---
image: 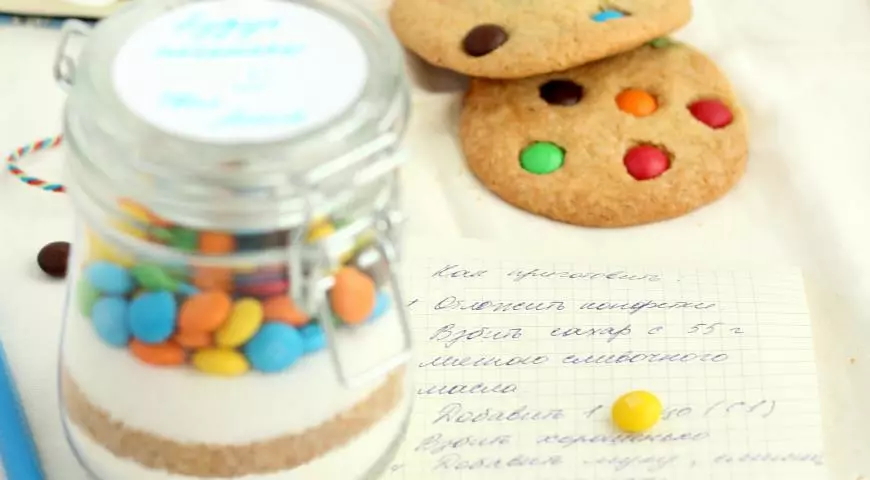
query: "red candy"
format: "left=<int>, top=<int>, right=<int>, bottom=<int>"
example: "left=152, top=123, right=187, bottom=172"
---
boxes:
left=688, top=99, right=733, bottom=129
left=624, top=146, right=670, bottom=180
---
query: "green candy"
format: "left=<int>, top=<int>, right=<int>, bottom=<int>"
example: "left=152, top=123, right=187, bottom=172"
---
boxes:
left=520, top=142, right=565, bottom=175
left=76, top=279, right=101, bottom=317
left=150, top=227, right=174, bottom=243
left=649, top=37, right=675, bottom=48
left=131, top=264, right=179, bottom=291
left=169, top=227, right=198, bottom=252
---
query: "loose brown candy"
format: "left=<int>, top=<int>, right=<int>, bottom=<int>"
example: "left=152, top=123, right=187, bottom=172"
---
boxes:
left=38, top=241, right=71, bottom=279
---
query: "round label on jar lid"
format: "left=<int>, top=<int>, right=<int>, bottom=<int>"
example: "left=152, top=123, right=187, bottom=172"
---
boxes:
left=112, top=0, right=369, bottom=144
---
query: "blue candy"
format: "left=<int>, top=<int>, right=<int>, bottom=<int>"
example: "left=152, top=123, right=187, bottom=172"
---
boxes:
left=91, top=297, right=131, bottom=347
left=176, top=283, right=200, bottom=296
left=299, top=324, right=326, bottom=354
left=243, top=323, right=304, bottom=373
left=128, top=291, right=177, bottom=344
left=592, top=9, right=626, bottom=22
left=85, top=261, right=134, bottom=296
left=366, top=292, right=391, bottom=323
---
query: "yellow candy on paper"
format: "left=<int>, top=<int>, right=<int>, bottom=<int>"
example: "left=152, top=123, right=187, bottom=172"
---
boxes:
left=192, top=349, right=250, bottom=376
left=611, top=390, right=662, bottom=433
left=86, top=229, right=135, bottom=267
left=215, top=298, right=264, bottom=348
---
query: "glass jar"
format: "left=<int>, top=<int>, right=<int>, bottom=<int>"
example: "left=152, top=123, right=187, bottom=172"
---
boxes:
left=53, top=1, right=413, bottom=479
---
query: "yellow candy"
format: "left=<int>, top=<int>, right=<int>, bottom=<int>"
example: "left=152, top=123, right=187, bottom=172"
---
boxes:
left=306, top=222, right=335, bottom=243
left=192, top=349, right=250, bottom=376
left=111, top=219, right=148, bottom=240
left=118, top=198, right=151, bottom=224
left=86, top=230, right=135, bottom=267
left=215, top=298, right=263, bottom=348
left=612, top=390, right=662, bottom=433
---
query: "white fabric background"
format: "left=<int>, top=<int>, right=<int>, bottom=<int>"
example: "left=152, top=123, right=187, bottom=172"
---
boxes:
left=0, top=0, right=869, bottom=477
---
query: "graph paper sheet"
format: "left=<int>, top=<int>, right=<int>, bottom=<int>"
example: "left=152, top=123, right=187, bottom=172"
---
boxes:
left=383, top=241, right=825, bottom=480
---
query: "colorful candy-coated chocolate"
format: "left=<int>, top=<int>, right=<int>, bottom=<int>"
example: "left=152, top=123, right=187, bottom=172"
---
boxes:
left=193, top=266, right=233, bottom=292
left=199, top=231, right=236, bottom=254
left=299, top=324, right=326, bottom=354
left=616, top=89, right=658, bottom=117
left=178, top=291, right=232, bottom=333
left=349, top=246, right=390, bottom=288
left=193, top=348, right=250, bottom=376
left=649, top=37, right=674, bottom=48
left=128, top=291, right=177, bottom=344
left=118, top=198, right=151, bottom=224
left=689, top=99, right=733, bottom=129
left=215, top=298, right=264, bottom=348
left=624, top=145, right=670, bottom=180
left=612, top=390, right=662, bottom=433
left=330, top=267, right=376, bottom=325
left=85, top=261, right=134, bottom=296
left=111, top=219, right=148, bottom=240
left=76, top=279, right=101, bottom=317
left=169, top=227, right=198, bottom=252
left=86, top=230, right=135, bottom=267
left=90, top=297, right=131, bottom=347
left=243, top=322, right=305, bottom=373
left=149, top=227, right=174, bottom=244
left=592, top=9, right=625, bottom=22
left=234, top=270, right=288, bottom=287
left=367, top=291, right=391, bottom=323
left=520, top=142, right=565, bottom=175
left=130, top=340, right=186, bottom=366
left=177, top=283, right=200, bottom=296
left=172, top=330, right=213, bottom=349
left=235, top=279, right=290, bottom=298
left=306, top=222, right=335, bottom=243
left=262, top=295, right=309, bottom=327
left=130, top=264, right=178, bottom=291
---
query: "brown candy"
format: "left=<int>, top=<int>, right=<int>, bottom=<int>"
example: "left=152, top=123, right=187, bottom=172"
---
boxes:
left=462, top=24, right=508, bottom=57
left=38, top=241, right=70, bottom=279
left=539, top=80, right=584, bottom=106
left=348, top=246, right=390, bottom=288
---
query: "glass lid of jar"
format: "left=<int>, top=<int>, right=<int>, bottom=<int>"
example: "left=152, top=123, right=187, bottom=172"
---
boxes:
left=57, top=0, right=409, bottom=231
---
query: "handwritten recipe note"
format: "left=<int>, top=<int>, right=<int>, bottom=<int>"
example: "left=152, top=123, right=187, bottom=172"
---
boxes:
left=384, top=242, right=825, bottom=479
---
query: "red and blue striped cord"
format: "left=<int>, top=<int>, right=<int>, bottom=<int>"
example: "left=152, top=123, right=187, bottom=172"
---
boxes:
left=5, top=135, right=65, bottom=193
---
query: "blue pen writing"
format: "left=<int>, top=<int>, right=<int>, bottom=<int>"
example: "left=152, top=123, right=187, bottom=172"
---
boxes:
left=0, top=341, right=45, bottom=480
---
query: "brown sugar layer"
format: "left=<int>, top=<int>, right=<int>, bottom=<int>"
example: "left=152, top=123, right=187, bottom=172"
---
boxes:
left=61, top=368, right=406, bottom=478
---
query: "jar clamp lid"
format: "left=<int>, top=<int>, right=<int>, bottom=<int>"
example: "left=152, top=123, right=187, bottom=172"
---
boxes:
left=53, top=0, right=413, bottom=388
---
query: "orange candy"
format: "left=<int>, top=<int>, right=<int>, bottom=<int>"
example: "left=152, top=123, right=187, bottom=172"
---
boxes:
left=263, top=295, right=309, bottom=327
left=616, top=89, right=658, bottom=117
left=173, top=330, right=213, bottom=349
left=179, top=291, right=233, bottom=332
left=199, top=232, right=236, bottom=254
left=193, top=266, right=233, bottom=292
left=329, top=267, right=376, bottom=325
left=130, top=340, right=186, bottom=366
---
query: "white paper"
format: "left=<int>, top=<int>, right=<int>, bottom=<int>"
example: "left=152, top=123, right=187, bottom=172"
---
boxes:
left=383, top=241, right=825, bottom=479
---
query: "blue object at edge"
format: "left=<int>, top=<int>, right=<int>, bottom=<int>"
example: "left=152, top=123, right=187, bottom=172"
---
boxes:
left=0, top=341, right=45, bottom=480
left=591, top=9, right=626, bottom=22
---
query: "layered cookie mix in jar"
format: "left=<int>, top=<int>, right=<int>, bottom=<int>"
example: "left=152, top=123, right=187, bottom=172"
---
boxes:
left=54, top=1, right=413, bottom=478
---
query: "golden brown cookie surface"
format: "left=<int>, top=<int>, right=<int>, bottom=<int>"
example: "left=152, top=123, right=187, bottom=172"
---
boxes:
left=460, top=42, right=748, bottom=228
left=389, top=0, right=692, bottom=79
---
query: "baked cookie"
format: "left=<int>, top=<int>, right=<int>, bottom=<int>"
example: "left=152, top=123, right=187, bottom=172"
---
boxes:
left=388, top=0, right=692, bottom=79
left=460, top=41, right=748, bottom=227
